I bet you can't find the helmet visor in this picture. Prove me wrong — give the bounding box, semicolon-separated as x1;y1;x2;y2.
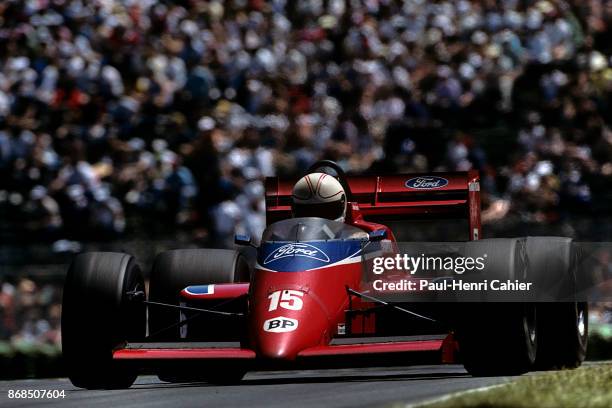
292;196;345;220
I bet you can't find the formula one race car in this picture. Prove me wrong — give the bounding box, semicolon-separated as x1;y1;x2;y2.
61;161;588;389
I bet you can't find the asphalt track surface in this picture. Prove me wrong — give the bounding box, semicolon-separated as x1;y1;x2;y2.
0;365;517;408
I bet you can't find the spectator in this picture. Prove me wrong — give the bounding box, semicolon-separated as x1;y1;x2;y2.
0;0;608;245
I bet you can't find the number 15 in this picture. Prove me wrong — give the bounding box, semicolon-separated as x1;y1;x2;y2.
268;290;304;311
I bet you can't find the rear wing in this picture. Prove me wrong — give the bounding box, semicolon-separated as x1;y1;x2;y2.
265;170;482;240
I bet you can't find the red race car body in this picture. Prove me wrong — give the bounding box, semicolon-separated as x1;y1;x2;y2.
112;170;481;371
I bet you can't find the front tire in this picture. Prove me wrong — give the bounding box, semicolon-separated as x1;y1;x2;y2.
62;252;145;389
456;238;537;376
536;302;588;369
457;303;538;376
527;237;588;370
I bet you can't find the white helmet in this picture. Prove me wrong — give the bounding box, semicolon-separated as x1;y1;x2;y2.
292;172;347;222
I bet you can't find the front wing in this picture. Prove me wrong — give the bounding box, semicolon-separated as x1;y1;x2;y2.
113;336;454;370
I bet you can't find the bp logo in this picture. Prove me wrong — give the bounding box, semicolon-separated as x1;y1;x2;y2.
405;176;449;189
263;317;298;333
263;243;330;264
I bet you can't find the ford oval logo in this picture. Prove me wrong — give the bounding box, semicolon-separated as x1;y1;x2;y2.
405;176;449;189
264;243;330;264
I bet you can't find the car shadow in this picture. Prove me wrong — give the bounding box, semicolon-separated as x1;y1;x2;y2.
127;370;471;390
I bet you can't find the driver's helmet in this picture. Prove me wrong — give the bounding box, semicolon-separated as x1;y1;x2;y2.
292;172;347;222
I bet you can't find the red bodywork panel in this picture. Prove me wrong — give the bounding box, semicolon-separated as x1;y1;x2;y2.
247;264;362;360
349;311;376;335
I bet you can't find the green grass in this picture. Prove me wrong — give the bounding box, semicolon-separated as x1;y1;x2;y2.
422;364;612;408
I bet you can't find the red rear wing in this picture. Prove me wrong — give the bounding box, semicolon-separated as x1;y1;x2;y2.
265;170;481;240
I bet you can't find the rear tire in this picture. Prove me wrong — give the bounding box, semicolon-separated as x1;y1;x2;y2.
62;252;145;389
148;249;250;340
148;249;249;384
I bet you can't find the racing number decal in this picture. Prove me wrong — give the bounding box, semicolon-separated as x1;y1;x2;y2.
264;291;303;332
268;290;304;311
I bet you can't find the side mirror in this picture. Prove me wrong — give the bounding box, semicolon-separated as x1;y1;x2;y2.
368;229;387;242
234;234;253;247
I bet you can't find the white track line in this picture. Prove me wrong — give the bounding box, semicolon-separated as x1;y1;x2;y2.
405;382;510;408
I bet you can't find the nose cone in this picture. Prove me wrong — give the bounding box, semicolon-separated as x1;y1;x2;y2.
257;331;312;360
250;292;330;361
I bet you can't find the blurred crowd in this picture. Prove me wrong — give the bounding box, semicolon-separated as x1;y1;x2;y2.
0;278;61;346
1;0;611;249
